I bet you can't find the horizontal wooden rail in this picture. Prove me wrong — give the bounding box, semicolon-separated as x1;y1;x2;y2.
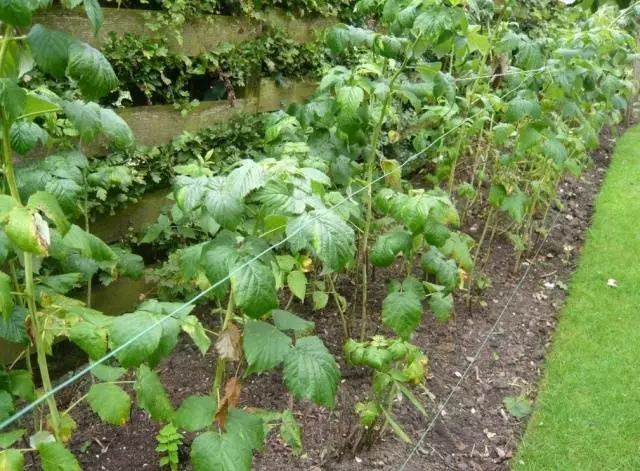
34;7;334;56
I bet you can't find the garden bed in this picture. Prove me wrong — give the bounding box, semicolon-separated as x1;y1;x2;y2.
25;126;622;471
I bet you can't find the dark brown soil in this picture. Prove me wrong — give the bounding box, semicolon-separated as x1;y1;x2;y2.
25;126;622;470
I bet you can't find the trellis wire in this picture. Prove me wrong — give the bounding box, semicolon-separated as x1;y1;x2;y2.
0;68;543;433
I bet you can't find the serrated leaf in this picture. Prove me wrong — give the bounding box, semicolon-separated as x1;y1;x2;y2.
336;85;364;114
100;108;134;150
491;123;514;145
203;177;244;229
0;390;14;421
37;442;81;471
87;383;131;426
69;321;106;360
66;42;118;100
108;311;161;367
10;121;48;155
9;370;35;401
135;365;173;421
181;315;211;355
174;395;216;432
0;272;12;320
500;190;528;224
421;247;458;292
283;336;340;407
190;431;253;471
0;306;27;344
0;78;26;122
227;160;266;198
28;191;70;235
280;409;302;455
286;270;307;301
22;93;60;118
63;224;115;262
503;396;532;418
430;292;453;321
370;230;413;267
0;429;24;449
91;364;126;382
27;25;71;78
243;320;292;374
5;207;47;255
312;291;328;310
0;449;24;470
287;210;355;273
60;100;101;141
271;309;315;333
200;238;237;299
0;0;31;27
441;232;474;272
382;291;423;339
231;260;278;318
83;0;102;34
215;323;241;362
505;97;541;122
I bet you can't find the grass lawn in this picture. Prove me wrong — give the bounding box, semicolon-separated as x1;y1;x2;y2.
514;124;640;470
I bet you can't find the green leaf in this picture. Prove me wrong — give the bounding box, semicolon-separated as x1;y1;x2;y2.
63;224;115;262
83;0;102;34
312;291;329;310
181;315;211;355
326;26;350;54
5;207;47;255
0;390;13;421
0;449;24;471
22;93;60;118
28;191;70;235
500;190;528;224
91;364;126;382
0;429;24;449
287;210;355;273
0;78;26;122
421;245;460;290
336;85;364;114
37;442;81;471
227;160;266;198
370;230;413;267
100;108;134;150
381;291;423;339
66;42;118;100
87;383;131;426
0;272;12;320
429;292;453;321
203;177;244;229
505;97;541;122
0;0;31;27
280;409;302;455
190;431;253;471
271;309;314;334
10;121;48;155
224;408;264;451
491;123;515;145
467;30;490;55
9;370;35;401
173;395;216;432
283;336;340;407
27;25;71;78
441;232;474;272
69;321;106;360
231;260;278;319
108;311;161;367
60;100;101;141
503;396;532;418
0;306;27;344
243;320;292;374
135;365;173;421
287;270;307;301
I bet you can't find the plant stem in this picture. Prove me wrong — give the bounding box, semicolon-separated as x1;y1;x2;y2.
2;107;61;437
327;275;349;339
212;294;234;398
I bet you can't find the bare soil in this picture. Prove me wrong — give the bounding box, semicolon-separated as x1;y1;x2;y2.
19;127;622;471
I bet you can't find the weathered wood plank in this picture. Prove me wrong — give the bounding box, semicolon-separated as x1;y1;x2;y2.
33;7;333;56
